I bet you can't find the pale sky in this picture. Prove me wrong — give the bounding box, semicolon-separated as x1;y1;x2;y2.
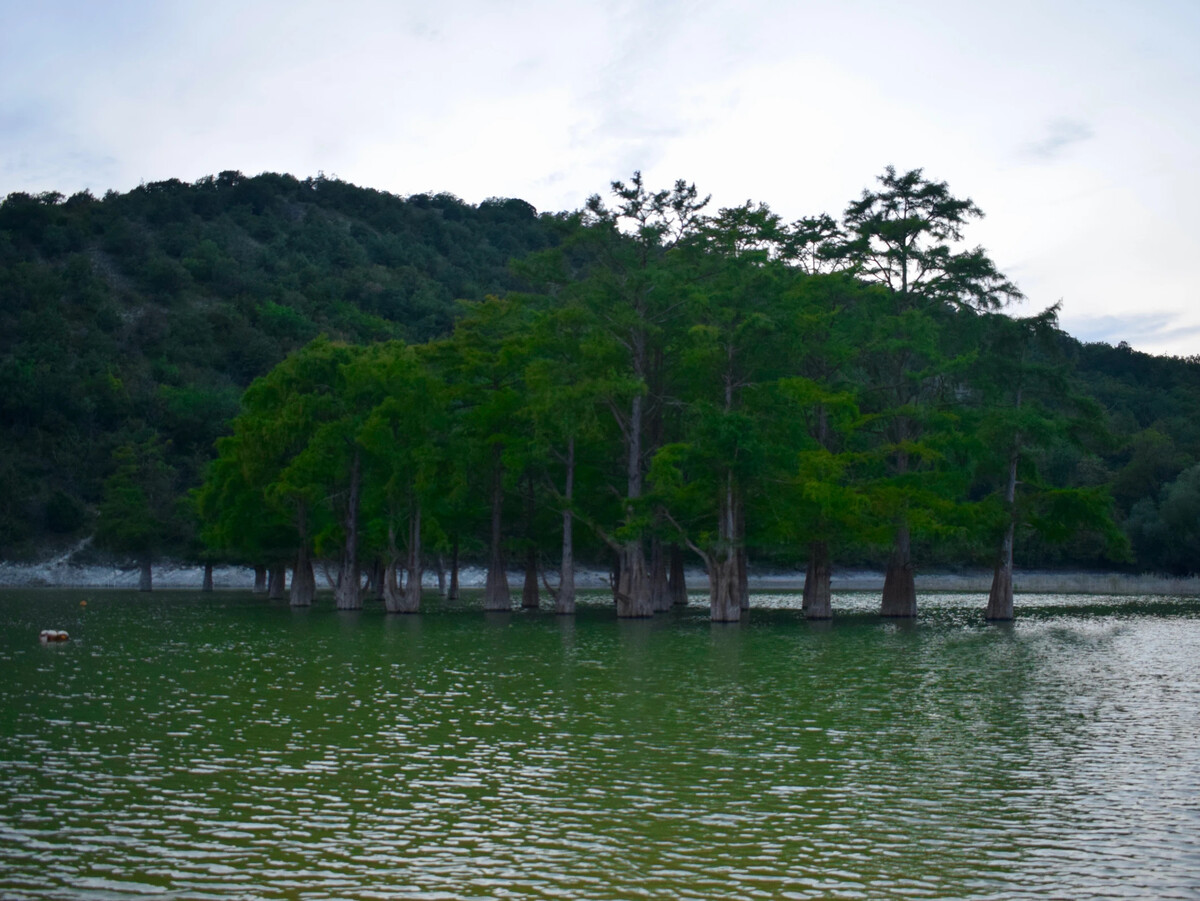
3;0;1198;355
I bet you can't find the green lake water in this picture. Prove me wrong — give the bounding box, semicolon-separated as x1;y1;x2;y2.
2;589;1199;899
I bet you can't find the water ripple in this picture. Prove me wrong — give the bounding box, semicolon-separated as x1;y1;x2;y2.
1;590;1198;898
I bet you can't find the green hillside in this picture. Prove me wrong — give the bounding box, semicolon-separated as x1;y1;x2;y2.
0;172;558;555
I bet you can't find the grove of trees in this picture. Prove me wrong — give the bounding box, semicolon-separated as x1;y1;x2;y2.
194;169;1126;621
4;168;1198;612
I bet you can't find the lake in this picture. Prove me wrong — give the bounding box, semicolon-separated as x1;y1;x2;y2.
2;589;1199;899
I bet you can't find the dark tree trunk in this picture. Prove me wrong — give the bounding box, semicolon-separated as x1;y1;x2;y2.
522;548;540;609
268;564;286;599
708;554;741;622
484;444;511;611
290;546;315;607
708;474;746;622
521;473;539;609
616;541;653;618
448;538;459;601
737;500;749;610
650;536;671;612
804;541;832;620
201;562;214;593
436;555;447;598
668;543;688;606
253;565;268;594
138;556;152;592
556;437;576;615
383;558;405;613
880;521;917;617
366;558;384;601
403;504;423;613
334;450;362;611
986;444;1020;622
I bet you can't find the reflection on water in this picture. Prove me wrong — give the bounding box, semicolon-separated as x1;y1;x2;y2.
1;590;1199;899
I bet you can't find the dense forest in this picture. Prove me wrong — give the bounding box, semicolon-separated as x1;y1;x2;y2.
3;169;1200;618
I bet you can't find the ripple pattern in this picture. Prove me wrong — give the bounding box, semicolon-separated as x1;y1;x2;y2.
1;590;1198;898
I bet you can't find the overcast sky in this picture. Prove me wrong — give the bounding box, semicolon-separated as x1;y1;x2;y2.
3;0;1198;355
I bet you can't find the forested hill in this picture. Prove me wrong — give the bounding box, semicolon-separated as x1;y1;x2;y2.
0;172;559;554
2;170;1200;576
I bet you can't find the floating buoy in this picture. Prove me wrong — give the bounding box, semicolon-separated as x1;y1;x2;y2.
80;600;87;607
39;630;69;643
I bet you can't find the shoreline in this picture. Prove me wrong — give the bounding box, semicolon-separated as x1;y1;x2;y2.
2;559;1199;595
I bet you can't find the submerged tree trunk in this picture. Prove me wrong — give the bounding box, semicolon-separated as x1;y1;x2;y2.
484;444;511;611
880;521;917;617
522;548;540;609
448;538;459;601
650;536;671;612
616;542;653;617
668;544;688;606
556;438;576;615
201;562;214;593
268;564;286;599
804;541;832;620
403;504;423;614
334;450;363;611
708;474;745;622
365;558;384;601
708;554;742;622
253;565;268;594
383;557;405;613
138;556;152;592
737;500;749;610
521;473;539;610
986;443;1020;622
290;546;315;607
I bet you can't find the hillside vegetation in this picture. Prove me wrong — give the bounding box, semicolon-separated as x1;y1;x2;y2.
0;172;557;555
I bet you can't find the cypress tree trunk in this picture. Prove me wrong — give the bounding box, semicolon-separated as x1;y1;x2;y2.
448;538;459;601
709;475;744;622
737;499;749;610
138;556;152;592
253;565;267;594
522;548;540;609
402;504;423;614
201;562;214;593
708;554;741;622
556;437;576;615
616;542;652;617
290;546;315;607
650;536;671;612
436;555;447;598
804;540;832;620
668;544;688;606
366;558;384;601
614;387;653;618
880;521;917;617
268;564;286;599
334;450;362;611
383;558;405;613
484;444;511;611
986;444;1020;622
521;474;539;609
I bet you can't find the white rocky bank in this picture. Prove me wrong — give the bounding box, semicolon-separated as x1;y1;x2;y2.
2;547;1200;595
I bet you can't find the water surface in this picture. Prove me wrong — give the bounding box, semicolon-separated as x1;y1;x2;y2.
2;590;1198;899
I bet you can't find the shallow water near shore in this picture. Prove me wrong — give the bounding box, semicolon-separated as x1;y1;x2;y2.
2;589;1199;899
